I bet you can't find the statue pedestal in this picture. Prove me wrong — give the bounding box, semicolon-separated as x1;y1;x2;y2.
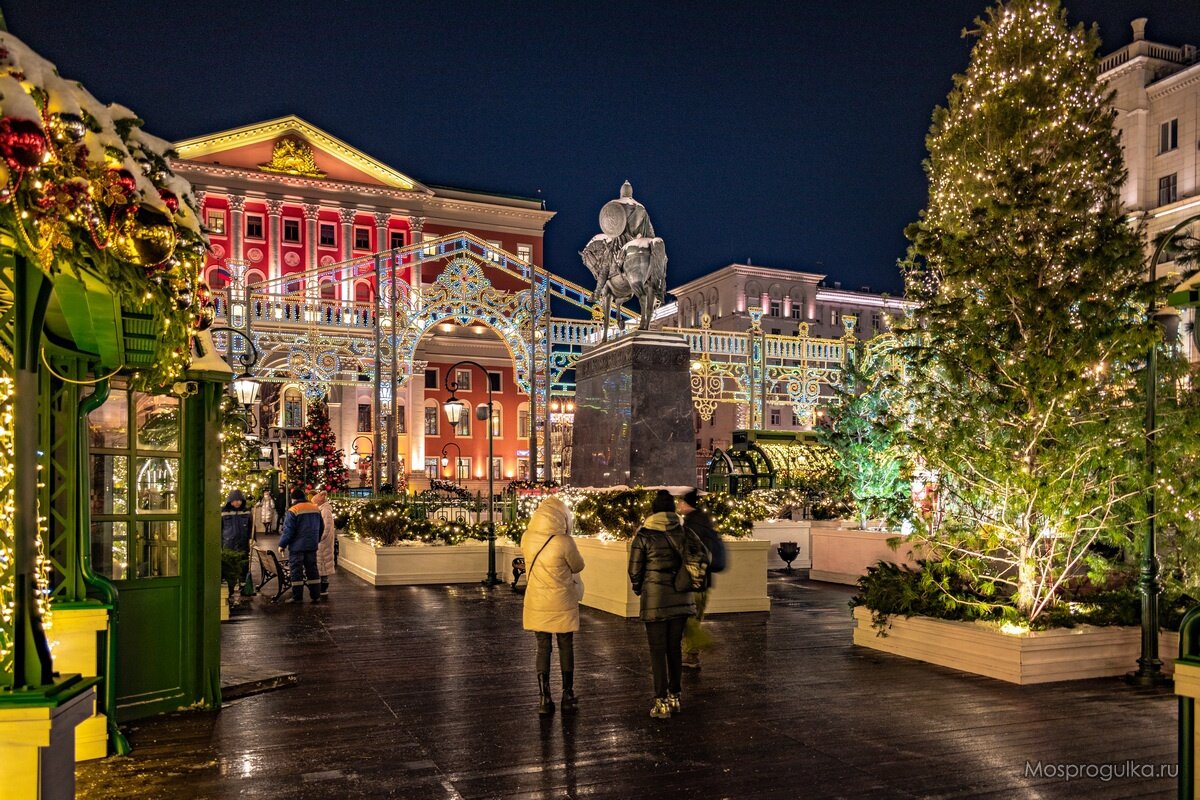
570;332;695;488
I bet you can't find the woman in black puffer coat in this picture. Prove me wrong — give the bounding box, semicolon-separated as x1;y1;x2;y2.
628;490;696;719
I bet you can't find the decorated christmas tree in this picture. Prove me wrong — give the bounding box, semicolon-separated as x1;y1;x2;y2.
218;394;274;502
290;398;349;493
898;0;1158;621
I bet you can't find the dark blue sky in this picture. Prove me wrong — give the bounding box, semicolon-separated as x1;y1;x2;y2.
10;2;1200;294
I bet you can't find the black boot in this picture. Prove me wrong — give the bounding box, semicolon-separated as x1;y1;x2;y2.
560;671;578;712
538;673;555;716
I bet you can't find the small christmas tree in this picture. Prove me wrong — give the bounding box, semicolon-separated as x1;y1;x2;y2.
290;398;349;493
898;0;1157;622
219;395;274;502
817;341;910;531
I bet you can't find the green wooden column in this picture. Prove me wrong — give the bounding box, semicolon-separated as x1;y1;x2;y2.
11;253;54;689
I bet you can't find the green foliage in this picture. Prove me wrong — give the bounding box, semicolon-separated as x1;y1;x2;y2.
572;488;658;539
851;558;1190;631
817;341;911;529
896;0;1157;621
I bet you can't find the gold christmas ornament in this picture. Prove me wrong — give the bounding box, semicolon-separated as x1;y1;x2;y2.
114;208;176;266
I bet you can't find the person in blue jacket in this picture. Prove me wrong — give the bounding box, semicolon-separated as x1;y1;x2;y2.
220;489;253;594
279;487;324;602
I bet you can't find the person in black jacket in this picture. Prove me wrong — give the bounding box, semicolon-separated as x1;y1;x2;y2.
677;488;726;669
220;489;253;595
628;490;696;719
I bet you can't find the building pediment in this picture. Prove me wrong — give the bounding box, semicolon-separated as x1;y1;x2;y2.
173;115;431;192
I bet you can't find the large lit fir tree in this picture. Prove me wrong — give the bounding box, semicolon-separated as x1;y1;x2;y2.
290;399;349;493
899;0;1159;621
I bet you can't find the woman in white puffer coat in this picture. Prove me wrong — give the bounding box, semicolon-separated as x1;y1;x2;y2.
311;490;336;596
521;495;585;716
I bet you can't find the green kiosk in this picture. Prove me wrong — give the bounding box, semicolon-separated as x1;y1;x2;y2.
0;30;227;799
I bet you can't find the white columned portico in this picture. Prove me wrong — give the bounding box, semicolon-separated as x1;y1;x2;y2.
265;198;284;281
339;207;355;263
407;216;426;478
228;194;245;263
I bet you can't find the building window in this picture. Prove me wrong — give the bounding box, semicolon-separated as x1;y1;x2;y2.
1160;119;1179;154
424;406;439;436
205;209;226;235
88;388;182;580
423;236;438;257
453;457;471;482
490;405;502;438
518;407;531;438
396;406;405;434
389;231;405;250
791;305;801;320
830;308;841;327
517;243;533;264
245;214;264;240
486;240;502;262
872;312;882;332
319;223;336;247
283;387;303;429
283;218;301;243
453;368;472;392
518;458;529;481
454;410;470;437
771;328;781;335
424;369;438;389
425;457;439;479
769;300;781;317
770;408;781;426
354;227;371;250
791;413;799;427
492;457;503;480
488;372;502;392
357;403;372;432
1159;174;1178;207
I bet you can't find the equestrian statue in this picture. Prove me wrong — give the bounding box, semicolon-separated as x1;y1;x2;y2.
580;181;668;343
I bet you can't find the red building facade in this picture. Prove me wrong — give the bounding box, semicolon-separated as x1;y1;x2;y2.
170;116;555;488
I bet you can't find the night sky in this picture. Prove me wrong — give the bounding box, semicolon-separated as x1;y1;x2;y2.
9;2;1200;295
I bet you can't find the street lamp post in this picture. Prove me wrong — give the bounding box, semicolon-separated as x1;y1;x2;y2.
440;441;462;484
1129;211;1200;687
443;360;500;587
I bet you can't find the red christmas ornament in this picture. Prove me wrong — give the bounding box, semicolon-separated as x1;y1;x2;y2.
158;189;179;214
0;117;47;170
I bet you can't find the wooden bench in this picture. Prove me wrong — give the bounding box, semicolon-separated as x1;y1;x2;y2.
254;547;292;602
511;557;526;593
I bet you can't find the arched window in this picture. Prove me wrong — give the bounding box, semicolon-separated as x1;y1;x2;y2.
489;402;503;438
245;269;266;286
320;280;336;300
423;399;440;436
206;266;229;290
517;401;531;439
282;386;304;429
355;280;372;303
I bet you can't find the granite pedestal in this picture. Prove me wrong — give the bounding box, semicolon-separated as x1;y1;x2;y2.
570;331;694;488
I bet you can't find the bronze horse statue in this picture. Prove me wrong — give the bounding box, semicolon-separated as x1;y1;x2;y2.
580;233;667;343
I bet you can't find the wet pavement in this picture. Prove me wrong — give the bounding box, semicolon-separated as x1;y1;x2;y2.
77;568;1176;799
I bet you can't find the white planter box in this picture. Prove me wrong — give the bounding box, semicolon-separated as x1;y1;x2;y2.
574;537;770;618
853;606;1178;684
810;528;921;585
338;535;522;586
752;520;813;569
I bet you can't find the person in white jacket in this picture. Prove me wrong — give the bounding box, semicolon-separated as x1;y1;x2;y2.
521;495;585;716
311;490;336;596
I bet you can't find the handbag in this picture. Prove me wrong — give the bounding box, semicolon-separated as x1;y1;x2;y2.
664;527;709;593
